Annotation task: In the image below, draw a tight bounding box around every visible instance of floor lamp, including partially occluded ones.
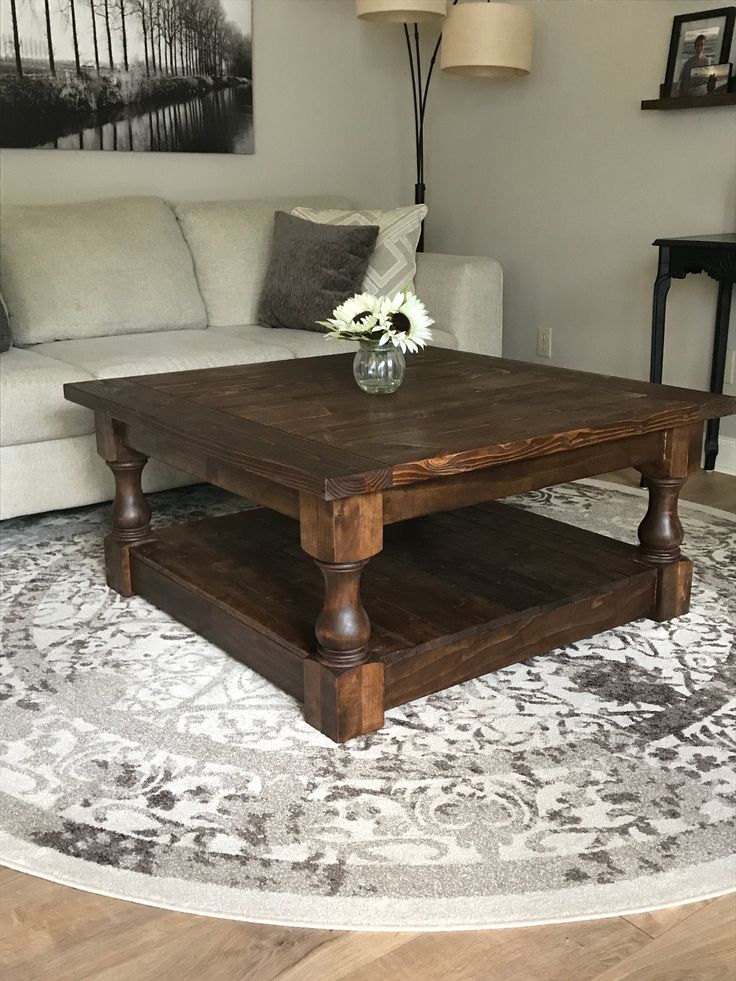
[356,0,533,249]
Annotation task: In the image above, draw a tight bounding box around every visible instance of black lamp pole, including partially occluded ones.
[403,0,459,251]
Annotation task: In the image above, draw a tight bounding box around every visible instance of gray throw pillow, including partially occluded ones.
[0,292,11,353]
[258,211,379,332]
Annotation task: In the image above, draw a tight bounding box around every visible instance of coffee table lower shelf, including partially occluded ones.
[129,502,658,741]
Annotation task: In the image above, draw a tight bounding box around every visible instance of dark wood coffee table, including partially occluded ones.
[65,349,736,742]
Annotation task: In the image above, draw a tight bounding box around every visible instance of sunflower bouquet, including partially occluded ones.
[317,289,434,354]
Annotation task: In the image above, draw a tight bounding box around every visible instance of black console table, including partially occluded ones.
[650,233,735,470]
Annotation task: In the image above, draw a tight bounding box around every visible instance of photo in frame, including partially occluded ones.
[689,62,732,94]
[664,6,736,96]
[0,0,253,153]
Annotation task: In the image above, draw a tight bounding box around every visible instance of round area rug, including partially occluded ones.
[0,481,734,931]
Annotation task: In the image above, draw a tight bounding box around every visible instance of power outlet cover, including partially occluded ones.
[537,328,552,358]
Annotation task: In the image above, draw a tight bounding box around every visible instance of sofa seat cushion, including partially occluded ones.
[34,329,296,380]
[214,324,359,357]
[175,195,354,329]
[0,347,96,446]
[0,197,207,345]
[214,324,459,356]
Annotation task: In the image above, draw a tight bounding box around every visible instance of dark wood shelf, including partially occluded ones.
[132,505,657,712]
[641,92,736,110]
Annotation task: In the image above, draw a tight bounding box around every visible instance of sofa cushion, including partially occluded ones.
[0,435,193,521]
[214,324,459,356]
[0,347,96,446]
[291,205,427,297]
[0,197,207,345]
[258,212,379,332]
[214,324,359,357]
[33,329,296,380]
[175,195,354,328]
[428,327,460,350]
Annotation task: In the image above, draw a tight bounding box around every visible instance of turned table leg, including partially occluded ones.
[637,424,701,621]
[299,492,385,741]
[637,474,692,620]
[96,414,153,596]
[314,559,371,667]
[638,476,684,565]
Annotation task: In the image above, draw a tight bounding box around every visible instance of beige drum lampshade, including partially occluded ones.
[440,2,533,77]
[355,0,447,24]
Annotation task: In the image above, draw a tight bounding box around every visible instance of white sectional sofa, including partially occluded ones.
[0,194,503,520]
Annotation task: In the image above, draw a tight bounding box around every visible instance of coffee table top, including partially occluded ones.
[65,349,736,500]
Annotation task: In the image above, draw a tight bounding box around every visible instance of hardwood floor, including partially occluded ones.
[1,870,733,981]
[2,469,734,981]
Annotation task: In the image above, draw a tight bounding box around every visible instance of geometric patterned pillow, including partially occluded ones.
[290,204,427,297]
[0,291,11,352]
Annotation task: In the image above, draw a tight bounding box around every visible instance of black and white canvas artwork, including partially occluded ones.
[0,0,253,152]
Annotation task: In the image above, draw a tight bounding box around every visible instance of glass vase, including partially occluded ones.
[352,342,406,395]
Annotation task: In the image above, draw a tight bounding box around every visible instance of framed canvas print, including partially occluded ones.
[0,0,253,152]
[664,6,736,96]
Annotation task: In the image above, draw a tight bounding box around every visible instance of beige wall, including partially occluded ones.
[0,0,414,207]
[2,0,734,441]
[424,0,735,438]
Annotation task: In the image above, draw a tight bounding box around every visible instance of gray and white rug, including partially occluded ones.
[0,481,734,931]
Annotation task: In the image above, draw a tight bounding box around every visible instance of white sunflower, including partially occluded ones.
[375,290,434,353]
[316,293,381,340]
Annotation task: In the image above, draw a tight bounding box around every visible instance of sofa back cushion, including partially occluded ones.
[0,196,207,345]
[175,195,353,327]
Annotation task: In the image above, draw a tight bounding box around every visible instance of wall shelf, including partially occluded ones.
[641,92,736,110]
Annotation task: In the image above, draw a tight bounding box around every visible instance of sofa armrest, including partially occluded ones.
[414,252,503,356]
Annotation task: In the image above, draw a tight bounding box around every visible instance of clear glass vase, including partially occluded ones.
[352,342,406,394]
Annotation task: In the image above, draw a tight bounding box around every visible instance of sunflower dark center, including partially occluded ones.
[389,311,411,333]
[352,311,374,324]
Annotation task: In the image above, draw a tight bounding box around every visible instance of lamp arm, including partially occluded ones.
[403,24,422,187]
[412,0,461,201]
[413,24,424,183]
[419,32,442,131]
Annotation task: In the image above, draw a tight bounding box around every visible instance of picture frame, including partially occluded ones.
[663,6,736,97]
[689,63,732,94]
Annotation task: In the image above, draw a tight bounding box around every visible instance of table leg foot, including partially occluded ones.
[649,558,693,622]
[303,659,385,742]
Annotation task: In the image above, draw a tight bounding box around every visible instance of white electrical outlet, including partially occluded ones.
[537,327,552,359]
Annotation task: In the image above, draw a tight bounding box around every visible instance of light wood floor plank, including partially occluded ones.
[623,898,712,939]
[86,918,340,981]
[591,892,736,981]
[0,875,341,981]
[275,930,416,980]
[340,917,651,981]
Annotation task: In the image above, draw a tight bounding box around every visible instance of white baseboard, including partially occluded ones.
[713,435,736,476]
